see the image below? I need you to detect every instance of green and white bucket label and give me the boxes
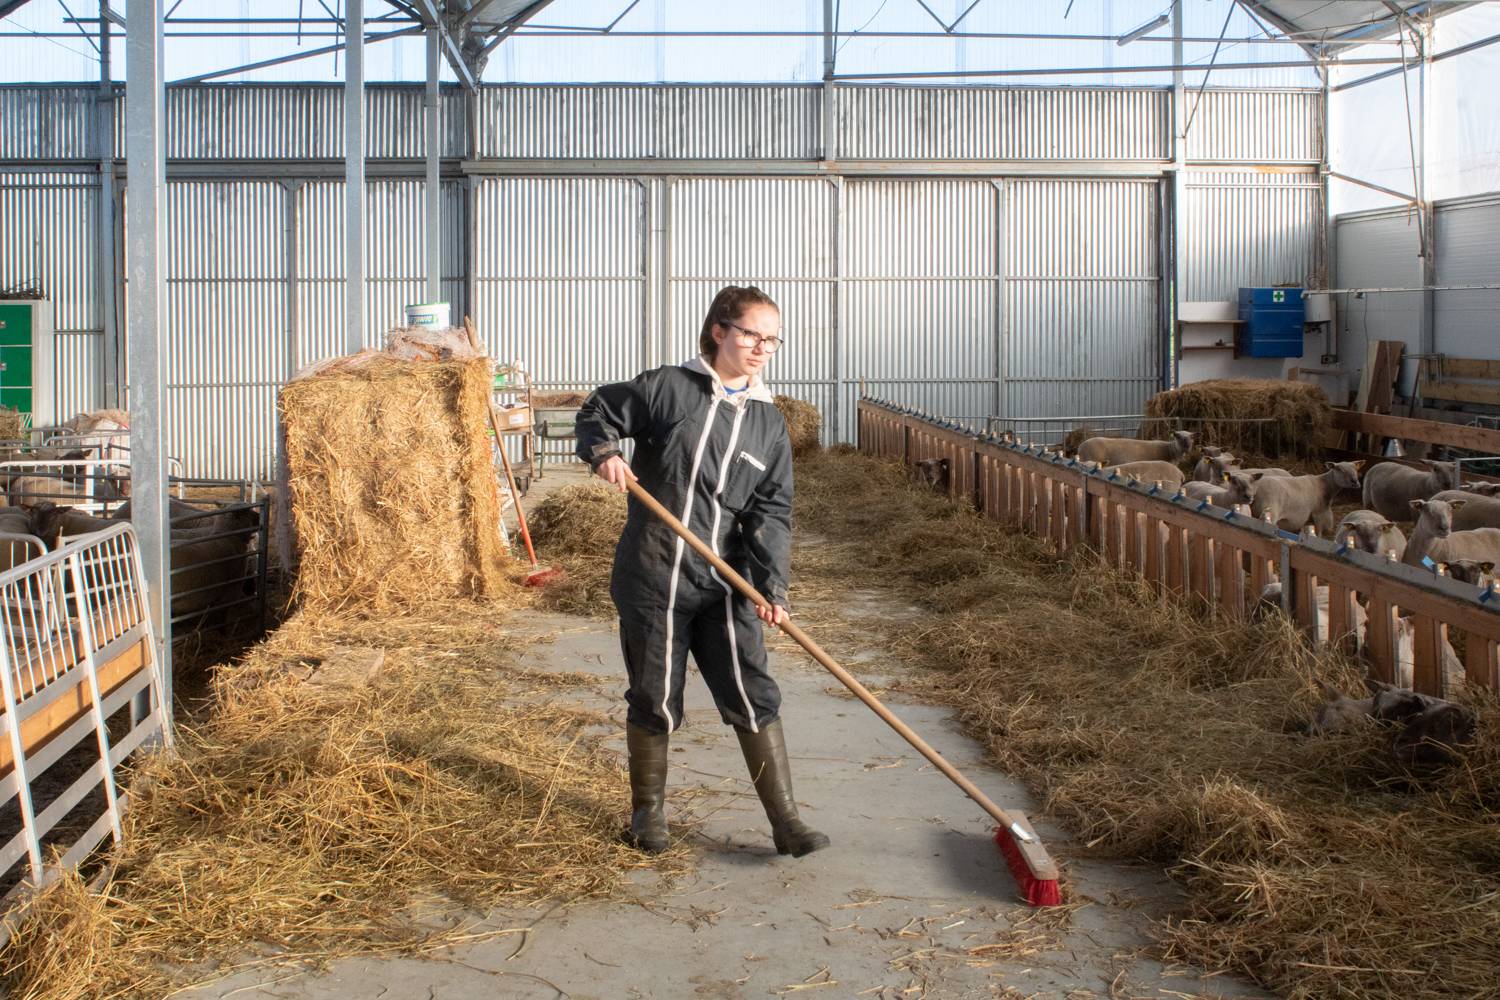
[1272,290,1286,303]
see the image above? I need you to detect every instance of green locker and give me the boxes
[0,302,53,432]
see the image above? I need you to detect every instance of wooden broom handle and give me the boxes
[623,477,1040,847]
[463,319,538,566]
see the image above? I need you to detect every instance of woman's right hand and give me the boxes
[596,455,638,493]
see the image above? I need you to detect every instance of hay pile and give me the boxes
[532,391,589,408]
[774,395,821,456]
[0,603,673,999]
[1144,379,1332,458]
[791,448,1500,1000]
[0,407,22,442]
[279,358,513,613]
[529,484,628,617]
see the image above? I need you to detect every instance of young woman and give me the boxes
[574,285,829,859]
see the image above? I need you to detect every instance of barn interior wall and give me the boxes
[1,82,1324,479]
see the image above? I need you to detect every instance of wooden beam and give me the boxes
[1418,380,1500,407]
[1329,410,1500,456]
[1436,358,1500,380]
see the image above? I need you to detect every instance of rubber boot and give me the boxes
[736,720,831,857]
[626,723,670,854]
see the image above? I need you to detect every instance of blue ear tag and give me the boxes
[1421,555,1436,569]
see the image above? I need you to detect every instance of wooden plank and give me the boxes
[1293,568,1319,639]
[1188,533,1210,603]
[0,638,150,777]
[1329,409,1500,457]
[1165,526,1185,595]
[1216,541,1244,618]
[1410,615,1443,696]
[1437,357,1500,379]
[1327,582,1356,655]
[1366,341,1404,417]
[1052,480,1068,552]
[1144,516,1162,595]
[1365,597,1396,684]
[1464,632,1499,688]
[1418,380,1500,407]
[1124,508,1141,576]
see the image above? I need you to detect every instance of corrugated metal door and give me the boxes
[667,178,837,434]
[1332,208,1424,388]
[1004,178,1161,418]
[844,178,999,426]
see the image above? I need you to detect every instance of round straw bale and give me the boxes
[774,395,821,456]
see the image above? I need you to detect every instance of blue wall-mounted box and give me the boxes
[1236,287,1305,358]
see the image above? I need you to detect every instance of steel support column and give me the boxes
[1168,0,1187,390]
[424,25,442,303]
[1418,19,1436,359]
[97,0,118,409]
[344,0,366,353]
[821,0,836,163]
[126,0,171,720]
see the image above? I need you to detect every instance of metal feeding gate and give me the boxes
[858,399,1500,697]
[0,523,170,927]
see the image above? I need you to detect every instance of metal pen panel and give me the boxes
[0,86,96,161]
[1183,170,1321,301]
[835,86,1169,161]
[1004,178,1160,419]
[1184,89,1322,162]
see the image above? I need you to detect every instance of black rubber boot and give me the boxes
[736,720,831,857]
[626,723,670,854]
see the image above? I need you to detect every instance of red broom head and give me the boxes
[993,826,1063,907]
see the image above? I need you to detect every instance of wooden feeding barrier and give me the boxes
[859,399,1500,696]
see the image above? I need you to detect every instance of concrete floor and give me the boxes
[180,465,1274,1000]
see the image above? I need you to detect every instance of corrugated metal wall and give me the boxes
[1183,170,1323,301]
[0,82,1329,477]
[1433,195,1500,359]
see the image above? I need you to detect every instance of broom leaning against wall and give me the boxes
[573,285,830,858]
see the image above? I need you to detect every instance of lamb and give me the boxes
[1101,459,1185,489]
[1441,558,1494,585]
[1429,489,1500,531]
[1389,700,1476,770]
[1259,580,1368,648]
[1361,460,1461,522]
[26,502,116,549]
[1335,509,1406,560]
[914,458,950,493]
[1401,499,1500,571]
[1075,430,1193,467]
[1183,471,1258,508]
[1387,614,1466,693]
[169,509,259,617]
[1249,461,1363,535]
[1188,447,1235,484]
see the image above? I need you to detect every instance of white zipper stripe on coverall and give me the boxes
[707,403,756,732]
[659,396,722,731]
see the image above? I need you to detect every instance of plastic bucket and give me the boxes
[404,302,451,328]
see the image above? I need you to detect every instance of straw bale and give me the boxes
[0,602,682,999]
[789,447,1500,1000]
[279,358,513,613]
[1143,379,1332,459]
[532,391,589,408]
[0,408,22,442]
[774,395,821,456]
[529,484,628,617]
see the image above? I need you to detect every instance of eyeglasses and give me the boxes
[721,320,784,355]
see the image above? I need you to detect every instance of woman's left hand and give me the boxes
[757,603,788,627]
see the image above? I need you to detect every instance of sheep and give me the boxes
[1183,471,1257,508]
[1335,509,1406,560]
[1188,447,1234,484]
[1250,461,1363,535]
[1101,459,1185,490]
[112,498,253,537]
[1361,460,1461,522]
[1235,465,1292,479]
[1441,558,1494,585]
[1401,499,1500,570]
[26,502,117,549]
[914,458,950,493]
[169,508,259,617]
[9,475,93,508]
[1386,614,1466,693]
[1308,680,1375,735]
[1075,430,1194,468]
[1429,489,1500,532]
[1389,700,1476,771]
[1259,580,1368,648]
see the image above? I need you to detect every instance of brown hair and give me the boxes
[698,285,779,359]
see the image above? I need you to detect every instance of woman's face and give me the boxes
[711,304,781,382]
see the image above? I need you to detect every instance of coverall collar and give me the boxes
[682,355,775,405]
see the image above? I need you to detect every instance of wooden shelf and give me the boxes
[1180,345,1234,352]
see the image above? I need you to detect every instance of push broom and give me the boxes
[463,319,563,588]
[624,478,1063,906]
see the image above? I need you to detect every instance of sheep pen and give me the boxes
[791,447,1498,1000]
[0,603,685,999]
[279,358,514,613]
